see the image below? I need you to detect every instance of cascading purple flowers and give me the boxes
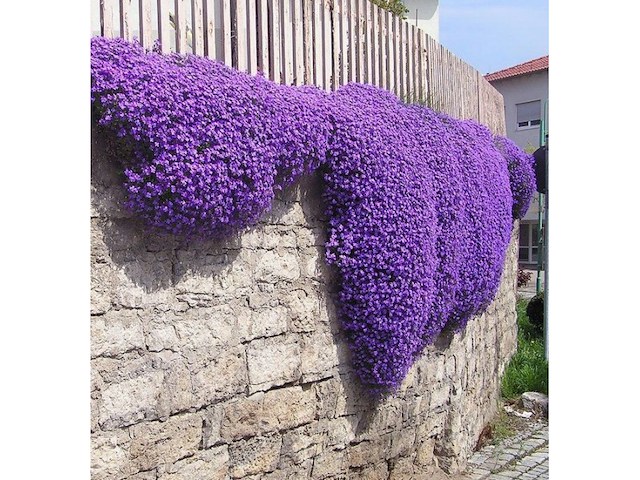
[91,37,535,392]
[494,135,536,219]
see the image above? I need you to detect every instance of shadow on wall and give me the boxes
[90,125,504,477]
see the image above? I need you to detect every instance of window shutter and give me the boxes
[517,101,541,123]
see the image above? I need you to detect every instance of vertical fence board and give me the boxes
[203,0,216,58]
[247,0,258,73]
[380,9,387,89]
[270,0,282,82]
[347,0,356,82]
[312,0,323,87]
[331,0,341,89]
[371,4,379,87]
[236,0,248,71]
[191,0,205,55]
[119,0,132,40]
[364,0,371,83]
[101,0,115,37]
[407,25,415,102]
[355,0,364,83]
[400,18,407,99]
[222,0,233,65]
[257,0,269,73]
[173,0,187,53]
[138,0,153,48]
[323,0,332,90]
[282,0,294,83]
[394,14,400,95]
[303,0,313,84]
[385,11,393,92]
[293,0,304,84]
[339,0,348,86]
[157,0,171,52]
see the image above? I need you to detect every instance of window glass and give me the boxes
[519,224,530,246]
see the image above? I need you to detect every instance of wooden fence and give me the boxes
[94,0,505,134]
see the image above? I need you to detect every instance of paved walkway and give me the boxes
[458,421,548,480]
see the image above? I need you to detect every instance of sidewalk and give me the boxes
[458,420,549,480]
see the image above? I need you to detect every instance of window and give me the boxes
[516,100,541,129]
[519,222,540,264]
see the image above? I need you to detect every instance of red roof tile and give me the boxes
[485,55,548,82]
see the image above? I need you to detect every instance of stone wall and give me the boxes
[90,129,519,479]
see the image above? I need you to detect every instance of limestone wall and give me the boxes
[90,129,519,479]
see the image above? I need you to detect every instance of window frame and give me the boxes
[515,100,542,131]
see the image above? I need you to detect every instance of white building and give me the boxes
[485,56,548,268]
[403,0,440,41]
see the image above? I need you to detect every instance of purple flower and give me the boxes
[91,37,534,392]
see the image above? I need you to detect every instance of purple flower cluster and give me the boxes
[323,85,513,390]
[91,37,533,391]
[91,37,334,238]
[494,135,536,219]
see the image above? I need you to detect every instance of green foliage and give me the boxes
[501,299,548,400]
[371,0,409,19]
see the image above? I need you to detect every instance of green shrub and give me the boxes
[526,292,544,336]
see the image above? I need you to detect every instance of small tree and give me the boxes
[371,0,409,19]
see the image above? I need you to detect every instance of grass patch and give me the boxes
[501,298,548,400]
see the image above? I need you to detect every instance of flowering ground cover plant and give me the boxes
[91,37,535,392]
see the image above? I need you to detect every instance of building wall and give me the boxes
[91,127,519,479]
[403,0,440,41]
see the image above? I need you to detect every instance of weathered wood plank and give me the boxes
[393,13,400,96]
[157,0,171,52]
[174,0,187,53]
[313,0,323,87]
[303,0,313,84]
[293,0,304,84]
[236,0,248,71]
[407,24,415,102]
[257,0,269,73]
[282,0,294,83]
[348,0,356,83]
[192,0,205,55]
[119,0,133,40]
[138,0,153,48]
[222,0,233,65]
[270,0,282,82]
[323,0,332,90]
[203,0,216,58]
[339,0,348,86]
[100,0,115,38]
[331,0,341,89]
[247,0,258,73]
[371,3,379,87]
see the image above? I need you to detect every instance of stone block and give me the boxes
[301,332,339,382]
[91,310,145,358]
[228,436,282,478]
[160,446,229,480]
[287,288,320,333]
[191,347,247,406]
[91,429,134,480]
[254,249,300,283]
[129,413,202,472]
[239,306,289,341]
[220,386,315,441]
[246,336,301,392]
[310,448,346,479]
[99,370,165,429]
